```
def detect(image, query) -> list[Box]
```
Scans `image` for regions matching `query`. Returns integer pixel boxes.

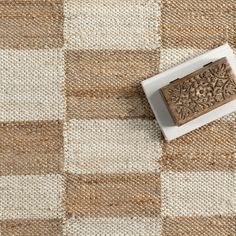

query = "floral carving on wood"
[161,58,236,126]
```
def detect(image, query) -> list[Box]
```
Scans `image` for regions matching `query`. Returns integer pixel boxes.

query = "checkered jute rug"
[0,0,236,235]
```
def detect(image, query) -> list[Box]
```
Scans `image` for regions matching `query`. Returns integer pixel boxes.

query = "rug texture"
[0,0,236,235]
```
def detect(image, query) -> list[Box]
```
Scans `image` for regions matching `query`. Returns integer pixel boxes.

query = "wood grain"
[161,57,236,126]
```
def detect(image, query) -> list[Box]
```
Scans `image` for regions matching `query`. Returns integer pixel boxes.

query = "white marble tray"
[141,43,236,141]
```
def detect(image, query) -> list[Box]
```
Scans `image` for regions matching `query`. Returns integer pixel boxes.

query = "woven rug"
[0,0,236,235]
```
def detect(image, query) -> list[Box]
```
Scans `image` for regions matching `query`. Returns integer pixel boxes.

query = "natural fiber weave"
[0,0,236,235]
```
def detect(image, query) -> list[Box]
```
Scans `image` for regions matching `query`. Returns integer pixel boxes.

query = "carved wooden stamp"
[160,57,236,126]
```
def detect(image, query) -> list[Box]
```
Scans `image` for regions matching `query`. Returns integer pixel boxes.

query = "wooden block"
[160,57,236,126]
